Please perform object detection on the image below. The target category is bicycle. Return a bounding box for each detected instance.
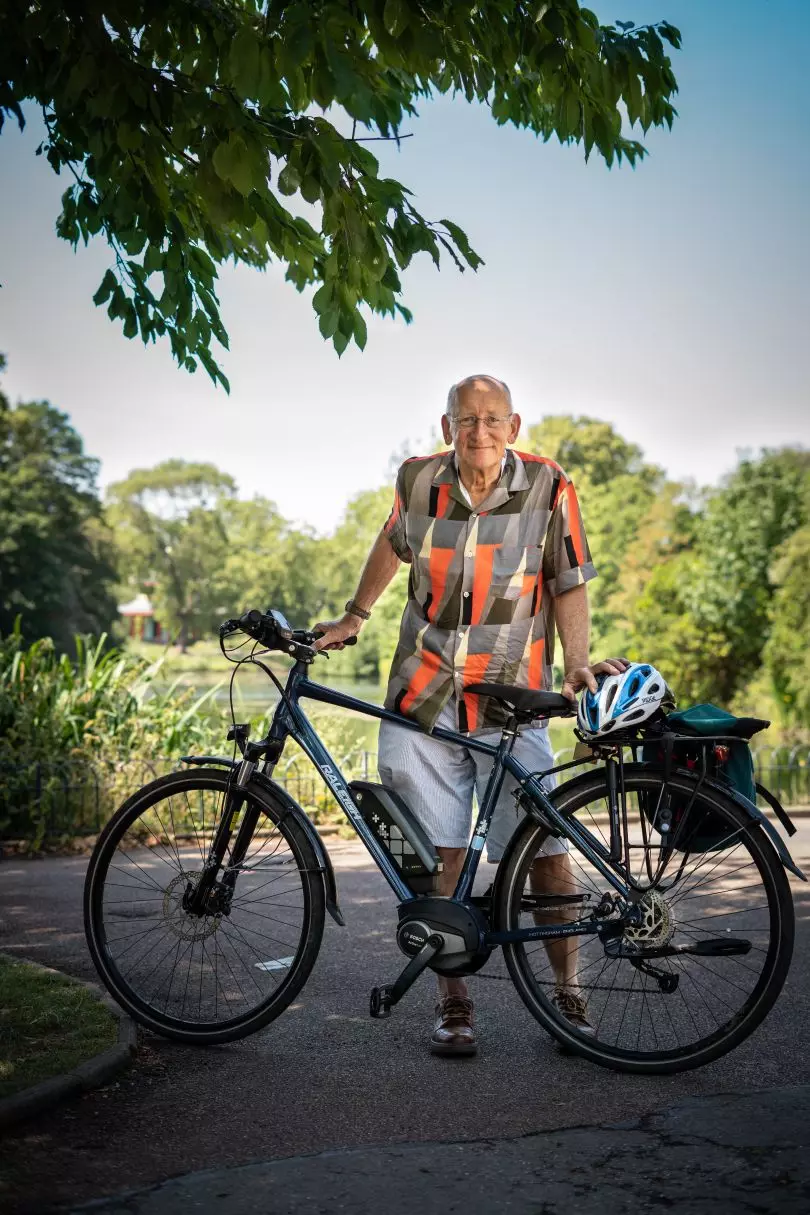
[84,608,805,1074]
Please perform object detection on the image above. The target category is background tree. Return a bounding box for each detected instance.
[630,449,810,706]
[522,415,687,652]
[0,358,117,649]
[764,518,810,730]
[107,459,236,649]
[317,484,408,681]
[210,496,325,625]
[2,3,680,385]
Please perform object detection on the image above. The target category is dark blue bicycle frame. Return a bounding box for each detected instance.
[260,662,633,920]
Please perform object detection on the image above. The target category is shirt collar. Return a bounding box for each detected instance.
[433,449,529,492]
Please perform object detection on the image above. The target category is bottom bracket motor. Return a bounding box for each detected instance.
[396,896,492,977]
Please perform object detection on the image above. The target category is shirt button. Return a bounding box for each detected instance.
[458,632,464,639]
[463,591,470,598]
[466,551,474,558]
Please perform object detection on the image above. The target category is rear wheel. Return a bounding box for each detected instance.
[495,766,794,1073]
[84,768,325,1044]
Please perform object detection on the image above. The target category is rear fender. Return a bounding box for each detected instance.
[697,775,806,882]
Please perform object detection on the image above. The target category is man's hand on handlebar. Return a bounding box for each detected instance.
[313,613,363,651]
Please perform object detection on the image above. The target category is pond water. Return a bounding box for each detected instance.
[152,664,577,759]
[154,663,383,712]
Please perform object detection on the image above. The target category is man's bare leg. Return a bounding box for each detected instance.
[435,846,468,999]
[530,852,580,988]
[434,849,580,992]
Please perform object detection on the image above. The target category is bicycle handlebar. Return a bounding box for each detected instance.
[219,608,358,656]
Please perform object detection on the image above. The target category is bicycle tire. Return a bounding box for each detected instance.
[84,768,325,1045]
[494,765,794,1074]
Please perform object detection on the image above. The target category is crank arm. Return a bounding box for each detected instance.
[606,936,752,960]
[369,933,444,1018]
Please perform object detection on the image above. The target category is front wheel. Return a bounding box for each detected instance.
[495,766,794,1074]
[84,768,325,1044]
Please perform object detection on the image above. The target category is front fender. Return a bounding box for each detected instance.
[250,771,346,925]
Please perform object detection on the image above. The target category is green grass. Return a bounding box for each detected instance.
[0,955,117,1099]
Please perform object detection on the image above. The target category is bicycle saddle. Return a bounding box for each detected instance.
[464,683,574,719]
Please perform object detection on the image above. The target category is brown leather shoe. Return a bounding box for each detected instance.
[430,995,477,1056]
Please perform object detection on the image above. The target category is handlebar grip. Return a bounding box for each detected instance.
[312,631,358,646]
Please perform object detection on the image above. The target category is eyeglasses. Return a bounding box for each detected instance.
[448,414,513,430]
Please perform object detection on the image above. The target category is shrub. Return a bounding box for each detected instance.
[0,623,221,843]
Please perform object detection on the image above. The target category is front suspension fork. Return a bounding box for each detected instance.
[186,757,257,914]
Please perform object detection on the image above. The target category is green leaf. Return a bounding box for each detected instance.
[228,27,262,99]
[92,269,117,306]
[353,310,367,350]
[383,0,409,37]
[300,175,321,205]
[212,136,253,196]
[277,163,302,196]
[144,244,163,274]
[311,283,333,314]
[122,301,138,339]
[318,307,339,339]
[212,141,234,183]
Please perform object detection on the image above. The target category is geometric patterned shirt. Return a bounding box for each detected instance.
[382,448,597,734]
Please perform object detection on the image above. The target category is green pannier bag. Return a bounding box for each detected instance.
[641,703,764,853]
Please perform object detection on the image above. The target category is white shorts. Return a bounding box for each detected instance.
[377,699,566,863]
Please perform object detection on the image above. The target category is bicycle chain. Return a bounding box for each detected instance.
[475,971,667,994]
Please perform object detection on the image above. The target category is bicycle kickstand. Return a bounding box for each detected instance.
[369,933,444,1019]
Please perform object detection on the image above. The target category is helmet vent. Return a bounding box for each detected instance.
[606,684,618,710]
[625,708,646,721]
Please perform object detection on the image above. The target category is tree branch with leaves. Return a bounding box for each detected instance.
[2,1,680,388]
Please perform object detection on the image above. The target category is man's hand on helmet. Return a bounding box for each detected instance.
[312,614,363,651]
[561,658,630,701]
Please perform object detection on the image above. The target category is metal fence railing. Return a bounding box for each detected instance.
[1,744,808,844]
[0,750,382,843]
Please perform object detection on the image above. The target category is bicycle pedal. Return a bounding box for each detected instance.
[369,985,392,1019]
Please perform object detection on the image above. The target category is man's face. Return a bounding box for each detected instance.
[441,380,521,473]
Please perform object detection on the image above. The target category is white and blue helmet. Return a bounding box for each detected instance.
[577,662,674,738]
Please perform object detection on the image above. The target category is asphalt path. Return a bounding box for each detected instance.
[1,821,808,1213]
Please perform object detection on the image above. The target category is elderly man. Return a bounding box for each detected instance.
[315,375,627,1056]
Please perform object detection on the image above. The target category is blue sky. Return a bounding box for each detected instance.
[1,0,808,533]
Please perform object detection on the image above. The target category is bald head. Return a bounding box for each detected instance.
[446,374,512,417]
[441,374,520,481]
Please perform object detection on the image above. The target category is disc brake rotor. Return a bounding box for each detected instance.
[623,888,675,951]
[163,871,222,941]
